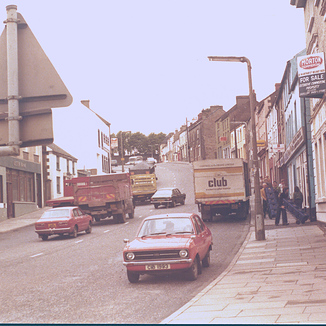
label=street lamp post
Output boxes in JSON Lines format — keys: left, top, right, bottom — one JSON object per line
{"left": 208, "top": 56, "right": 265, "bottom": 241}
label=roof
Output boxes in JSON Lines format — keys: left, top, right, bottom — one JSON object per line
{"left": 143, "top": 213, "right": 195, "bottom": 220}
{"left": 47, "top": 143, "right": 77, "bottom": 161}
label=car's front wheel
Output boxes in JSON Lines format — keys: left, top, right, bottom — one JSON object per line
{"left": 127, "top": 271, "right": 140, "bottom": 283}
{"left": 202, "top": 250, "right": 210, "bottom": 267}
{"left": 71, "top": 225, "right": 78, "bottom": 238}
{"left": 85, "top": 221, "right": 92, "bottom": 234}
{"left": 186, "top": 257, "right": 199, "bottom": 281}
{"left": 41, "top": 235, "right": 48, "bottom": 241}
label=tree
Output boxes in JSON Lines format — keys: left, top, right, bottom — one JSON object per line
{"left": 112, "top": 131, "right": 166, "bottom": 155}
{"left": 129, "top": 132, "right": 148, "bottom": 154}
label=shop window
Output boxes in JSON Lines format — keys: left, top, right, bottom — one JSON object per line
{"left": 20, "top": 175, "right": 26, "bottom": 201}
{"left": 0, "top": 175, "right": 3, "bottom": 202}
{"left": 12, "top": 171, "right": 19, "bottom": 201}
{"left": 8, "top": 169, "right": 35, "bottom": 203}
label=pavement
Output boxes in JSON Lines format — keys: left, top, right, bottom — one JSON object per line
{"left": 1, "top": 207, "right": 326, "bottom": 324}
{"left": 161, "top": 213, "right": 326, "bottom": 324}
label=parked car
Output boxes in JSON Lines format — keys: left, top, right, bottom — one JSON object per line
{"left": 111, "top": 159, "right": 118, "bottom": 166}
{"left": 151, "top": 187, "right": 186, "bottom": 208}
{"left": 123, "top": 213, "right": 213, "bottom": 283}
{"left": 35, "top": 207, "right": 92, "bottom": 241}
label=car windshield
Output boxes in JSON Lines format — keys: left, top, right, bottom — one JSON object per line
{"left": 153, "top": 189, "right": 172, "bottom": 197}
{"left": 41, "top": 209, "right": 70, "bottom": 219}
{"left": 138, "top": 217, "right": 194, "bottom": 237}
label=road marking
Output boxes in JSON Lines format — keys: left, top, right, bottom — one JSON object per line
{"left": 124, "top": 222, "right": 129, "bottom": 225}
{"left": 104, "top": 229, "right": 110, "bottom": 233}
{"left": 75, "top": 240, "right": 83, "bottom": 243}
{"left": 31, "top": 253, "right": 43, "bottom": 258}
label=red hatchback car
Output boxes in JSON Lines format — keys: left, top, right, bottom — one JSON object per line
{"left": 35, "top": 206, "right": 92, "bottom": 241}
{"left": 123, "top": 213, "right": 213, "bottom": 283}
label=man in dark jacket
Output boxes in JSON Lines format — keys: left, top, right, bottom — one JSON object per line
{"left": 275, "top": 187, "right": 289, "bottom": 226}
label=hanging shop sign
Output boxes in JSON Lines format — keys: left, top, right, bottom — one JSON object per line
{"left": 298, "top": 52, "right": 326, "bottom": 98}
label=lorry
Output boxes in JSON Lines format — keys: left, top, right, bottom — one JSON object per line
{"left": 128, "top": 161, "right": 157, "bottom": 203}
{"left": 46, "top": 173, "right": 135, "bottom": 224}
{"left": 193, "top": 158, "right": 250, "bottom": 221}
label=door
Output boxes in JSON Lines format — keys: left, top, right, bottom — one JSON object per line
{"left": 6, "top": 181, "right": 14, "bottom": 218}
{"left": 191, "top": 216, "right": 206, "bottom": 260}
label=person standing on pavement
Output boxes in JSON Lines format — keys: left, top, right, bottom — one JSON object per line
{"left": 293, "top": 186, "right": 303, "bottom": 208}
{"left": 261, "top": 183, "right": 269, "bottom": 219}
{"left": 275, "top": 187, "right": 289, "bottom": 226}
{"left": 279, "top": 179, "right": 286, "bottom": 193}
{"left": 273, "top": 181, "right": 281, "bottom": 197}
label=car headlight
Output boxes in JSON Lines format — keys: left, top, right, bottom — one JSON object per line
{"left": 179, "top": 249, "right": 188, "bottom": 258}
{"left": 126, "top": 252, "right": 135, "bottom": 260}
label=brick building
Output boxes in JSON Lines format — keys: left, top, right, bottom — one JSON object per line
{"left": 188, "top": 106, "right": 224, "bottom": 162}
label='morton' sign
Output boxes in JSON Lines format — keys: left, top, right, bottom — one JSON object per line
{"left": 298, "top": 52, "right": 326, "bottom": 98}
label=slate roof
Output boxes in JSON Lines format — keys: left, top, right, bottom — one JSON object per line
{"left": 47, "top": 143, "right": 77, "bottom": 161}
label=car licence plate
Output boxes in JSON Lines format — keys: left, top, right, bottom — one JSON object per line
{"left": 145, "top": 263, "right": 171, "bottom": 271}
{"left": 48, "top": 223, "right": 56, "bottom": 228}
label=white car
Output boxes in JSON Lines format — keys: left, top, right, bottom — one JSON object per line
{"left": 126, "top": 156, "right": 143, "bottom": 166}
{"left": 146, "top": 157, "right": 157, "bottom": 167}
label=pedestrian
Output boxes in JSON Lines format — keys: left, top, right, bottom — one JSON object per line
{"left": 293, "top": 186, "right": 303, "bottom": 208}
{"left": 264, "top": 176, "right": 272, "bottom": 188}
{"left": 261, "top": 183, "right": 269, "bottom": 219}
{"left": 275, "top": 187, "right": 289, "bottom": 226}
{"left": 272, "top": 181, "right": 281, "bottom": 197}
{"left": 279, "top": 179, "right": 286, "bottom": 193}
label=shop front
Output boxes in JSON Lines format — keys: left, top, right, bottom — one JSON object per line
{"left": 0, "top": 156, "right": 42, "bottom": 221}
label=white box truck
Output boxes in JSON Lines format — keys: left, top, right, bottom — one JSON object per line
{"left": 193, "top": 158, "right": 250, "bottom": 221}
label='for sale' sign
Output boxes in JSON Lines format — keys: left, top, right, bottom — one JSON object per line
{"left": 298, "top": 52, "right": 326, "bottom": 98}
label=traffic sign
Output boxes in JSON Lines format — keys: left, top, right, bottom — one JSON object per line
{"left": 0, "top": 12, "right": 73, "bottom": 115}
{"left": 257, "top": 140, "right": 266, "bottom": 147}
{"left": 0, "top": 7, "right": 72, "bottom": 148}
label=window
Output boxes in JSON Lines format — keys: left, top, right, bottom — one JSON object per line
{"left": 102, "top": 154, "right": 109, "bottom": 173}
{"left": 194, "top": 215, "right": 205, "bottom": 232}
{"left": 67, "top": 160, "right": 70, "bottom": 174}
{"left": 0, "top": 175, "right": 3, "bottom": 203}
{"left": 56, "top": 155, "right": 60, "bottom": 171}
{"left": 191, "top": 217, "right": 201, "bottom": 234}
{"left": 23, "top": 151, "right": 29, "bottom": 160}
{"left": 8, "top": 169, "right": 34, "bottom": 203}
{"left": 57, "top": 176, "right": 61, "bottom": 194}
{"left": 33, "top": 154, "right": 39, "bottom": 163}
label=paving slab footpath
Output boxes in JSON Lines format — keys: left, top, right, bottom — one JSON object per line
{"left": 161, "top": 213, "right": 326, "bottom": 324}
